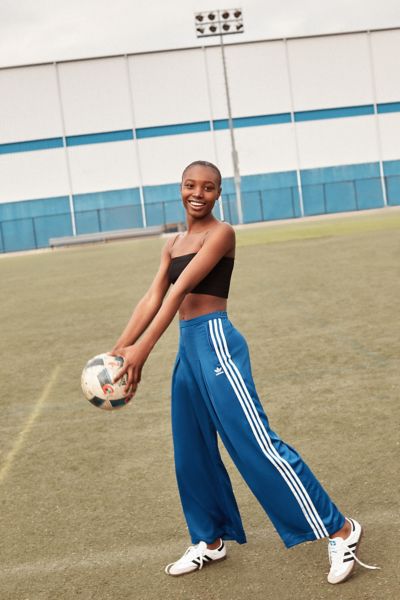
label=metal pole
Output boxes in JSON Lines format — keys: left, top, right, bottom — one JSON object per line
{"left": 202, "top": 46, "right": 225, "bottom": 221}
{"left": 124, "top": 55, "right": 148, "bottom": 227}
{"left": 366, "top": 31, "right": 388, "bottom": 207}
{"left": 54, "top": 62, "right": 77, "bottom": 236}
{"left": 219, "top": 34, "right": 243, "bottom": 224}
{"left": 284, "top": 39, "right": 305, "bottom": 218}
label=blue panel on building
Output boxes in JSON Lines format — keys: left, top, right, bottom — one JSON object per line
{"left": 221, "top": 197, "right": 238, "bottom": 224}
{"left": 295, "top": 105, "right": 374, "bottom": 122}
{"left": 302, "top": 184, "right": 325, "bottom": 216}
{"left": 34, "top": 214, "right": 73, "bottom": 247}
{"left": 261, "top": 187, "right": 298, "bottom": 220}
{"left": 145, "top": 203, "right": 165, "bottom": 226}
{"left": 99, "top": 204, "right": 143, "bottom": 231}
{"left": 325, "top": 181, "right": 357, "bottom": 213}
{"left": 1, "top": 218, "right": 37, "bottom": 252}
{"left": 66, "top": 130, "right": 133, "bottom": 146}
{"left": 377, "top": 101, "right": 400, "bottom": 114}
{"left": 136, "top": 121, "right": 210, "bottom": 138}
{"left": 301, "top": 162, "right": 381, "bottom": 185}
{"left": 143, "top": 183, "right": 181, "bottom": 204}
{"left": 383, "top": 159, "right": 400, "bottom": 176}
{"left": 242, "top": 191, "right": 263, "bottom": 223}
{"left": 0, "top": 196, "right": 70, "bottom": 221}
{"left": 213, "top": 113, "right": 291, "bottom": 130}
{"left": 73, "top": 188, "right": 141, "bottom": 212}
{"left": 242, "top": 170, "right": 298, "bottom": 192}
{"left": 354, "top": 178, "right": 384, "bottom": 209}
{"left": 164, "top": 201, "right": 186, "bottom": 224}
{"left": 75, "top": 210, "right": 102, "bottom": 235}
{"left": 385, "top": 175, "right": 400, "bottom": 205}
{"left": 0, "top": 137, "right": 63, "bottom": 154}
{"left": 220, "top": 177, "right": 235, "bottom": 195}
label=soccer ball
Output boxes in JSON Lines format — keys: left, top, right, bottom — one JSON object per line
{"left": 81, "top": 353, "right": 133, "bottom": 411}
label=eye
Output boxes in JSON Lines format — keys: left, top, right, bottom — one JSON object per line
{"left": 185, "top": 183, "right": 194, "bottom": 188}
{"left": 204, "top": 186, "right": 215, "bottom": 192}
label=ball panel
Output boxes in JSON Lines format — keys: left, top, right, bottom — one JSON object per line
{"left": 97, "top": 367, "right": 113, "bottom": 387}
{"left": 85, "top": 356, "right": 105, "bottom": 368}
{"left": 89, "top": 396, "right": 106, "bottom": 408}
{"left": 110, "top": 397, "right": 131, "bottom": 408}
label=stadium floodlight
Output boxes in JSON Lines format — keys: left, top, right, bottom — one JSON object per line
{"left": 194, "top": 8, "right": 244, "bottom": 224}
{"left": 194, "top": 9, "right": 244, "bottom": 38}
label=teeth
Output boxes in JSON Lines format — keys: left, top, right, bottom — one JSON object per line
{"left": 189, "top": 200, "right": 205, "bottom": 206}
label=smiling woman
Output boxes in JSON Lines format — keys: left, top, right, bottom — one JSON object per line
{"left": 109, "top": 160, "right": 378, "bottom": 584}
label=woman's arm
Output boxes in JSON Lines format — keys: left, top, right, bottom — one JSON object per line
{"left": 112, "top": 240, "right": 172, "bottom": 350}
{"left": 113, "top": 224, "right": 235, "bottom": 390}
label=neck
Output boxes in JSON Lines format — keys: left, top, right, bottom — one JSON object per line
{"left": 187, "top": 214, "right": 217, "bottom": 233}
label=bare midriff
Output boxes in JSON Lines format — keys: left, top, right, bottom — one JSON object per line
{"left": 178, "top": 293, "right": 227, "bottom": 320}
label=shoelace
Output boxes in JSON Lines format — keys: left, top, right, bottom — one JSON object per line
{"left": 328, "top": 540, "right": 380, "bottom": 571}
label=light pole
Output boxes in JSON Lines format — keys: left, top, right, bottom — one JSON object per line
{"left": 194, "top": 8, "right": 244, "bottom": 225}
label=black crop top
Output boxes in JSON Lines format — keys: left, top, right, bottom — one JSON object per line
{"left": 168, "top": 253, "right": 234, "bottom": 298}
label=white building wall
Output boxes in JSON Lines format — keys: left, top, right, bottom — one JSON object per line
{"left": 58, "top": 57, "right": 132, "bottom": 135}
{"left": 296, "top": 116, "right": 379, "bottom": 169}
{"left": 287, "top": 33, "right": 373, "bottom": 110}
{"left": 67, "top": 141, "right": 141, "bottom": 194}
{"left": 0, "top": 149, "right": 69, "bottom": 202}
{"left": 220, "top": 124, "right": 298, "bottom": 176}
{"left": 206, "top": 40, "right": 292, "bottom": 118}
{"left": 138, "top": 132, "right": 216, "bottom": 185}
{"left": 378, "top": 113, "right": 400, "bottom": 161}
{"left": 0, "top": 64, "right": 62, "bottom": 143}
{"left": 129, "top": 50, "right": 211, "bottom": 128}
{"left": 371, "top": 29, "right": 400, "bottom": 102}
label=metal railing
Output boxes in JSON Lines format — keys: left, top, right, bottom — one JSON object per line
{"left": 0, "top": 176, "right": 398, "bottom": 253}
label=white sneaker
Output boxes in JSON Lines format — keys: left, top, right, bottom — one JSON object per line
{"left": 327, "top": 518, "right": 380, "bottom": 584}
{"left": 165, "top": 539, "right": 227, "bottom": 576}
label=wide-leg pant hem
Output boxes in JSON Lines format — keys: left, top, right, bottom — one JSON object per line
{"left": 191, "top": 532, "right": 247, "bottom": 545}
{"left": 284, "top": 513, "right": 346, "bottom": 548}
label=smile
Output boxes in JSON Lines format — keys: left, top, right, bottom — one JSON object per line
{"left": 188, "top": 200, "right": 207, "bottom": 207}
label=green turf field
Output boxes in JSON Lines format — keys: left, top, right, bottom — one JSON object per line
{"left": 0, "top": 210, "right": 399, "bottom": 599}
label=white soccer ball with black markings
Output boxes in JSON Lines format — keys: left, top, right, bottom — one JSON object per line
{"left": 81, "top": 353, "right": 132, "bottom": 411}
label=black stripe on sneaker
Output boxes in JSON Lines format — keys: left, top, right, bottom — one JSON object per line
{"left": 218, "top": 542, "right": 225, "bottom": 551}
{"left": 203, "top": 555, "right": 212, "bottom": 561}
{"left": 192, "top": 559, "right": 200, "bottom": 566}
{"left": 343, "top": 557, "right": 355, "bottom": 562}
{"left": 348, "top": 542, "right": 357, "bottom": 549}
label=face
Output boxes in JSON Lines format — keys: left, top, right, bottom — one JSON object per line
{"left": 181, "top": 165, "right": 221, "bottom": 219}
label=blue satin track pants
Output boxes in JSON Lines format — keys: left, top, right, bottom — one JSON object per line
{"left": 171, "top": 311, "right": 345, "bottom": 548}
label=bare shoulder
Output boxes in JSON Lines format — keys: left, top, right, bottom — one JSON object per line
{"left": 162, "top": 233, "right": 183, "bottom": 258}
{"left": 202, "top": 220, "right": 235, "bottom": 256}
{"left": 212, "top": 221, "right": 235, "bottom": 245}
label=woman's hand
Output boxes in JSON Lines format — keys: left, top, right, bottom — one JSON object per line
{"left": 109, "top": 343, "right": 150, "bottom": 393}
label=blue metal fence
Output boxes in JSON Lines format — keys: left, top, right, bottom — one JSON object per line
{"left": 0, "top": 175, "right": 398, "bottom": 253}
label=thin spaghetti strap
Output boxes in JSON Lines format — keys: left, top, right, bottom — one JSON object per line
{"left": 171, "top": 233, "right": 183, "bottom": 248}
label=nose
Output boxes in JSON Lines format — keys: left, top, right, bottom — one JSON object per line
{"left": 192, "top": 186, "right": 204, "bottom": 198}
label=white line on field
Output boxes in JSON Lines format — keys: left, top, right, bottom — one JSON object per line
{"left": 0, "top": 542, "right": 172, "bottom": 577}
{"left": 0, "top": 365, "right": 60, "bottom": 485}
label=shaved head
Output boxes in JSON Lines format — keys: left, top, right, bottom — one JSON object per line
{"left": 182, "top": 160, "right": 222, "bottom": 188}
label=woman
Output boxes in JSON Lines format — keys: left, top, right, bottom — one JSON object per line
{"left": 111, "top": 160, "right": 377, "bottom": 584}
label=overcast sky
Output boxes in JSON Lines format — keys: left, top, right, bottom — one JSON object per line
{"left": 0, "top": 0, "right": 399, "bottom": 68}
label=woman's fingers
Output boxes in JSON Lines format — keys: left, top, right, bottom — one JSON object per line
{"left": 125, "top": 370, "right": 135, "bottom": 393}
{"left": 113, "top": 365, "right": 127, "bottom": 383}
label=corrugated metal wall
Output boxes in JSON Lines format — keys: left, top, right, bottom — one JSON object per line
{"left": 0, "top": 28, "right": 399, "bottom": 252}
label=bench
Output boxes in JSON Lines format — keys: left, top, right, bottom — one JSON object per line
{"left": 49, "top": 222, "right": 185, "bottom": 248}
